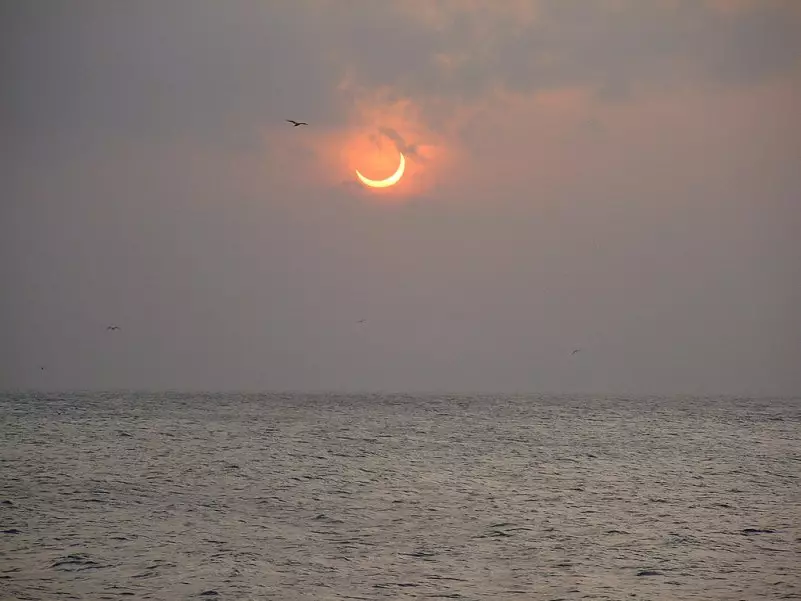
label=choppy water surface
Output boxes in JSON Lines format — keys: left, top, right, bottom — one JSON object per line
{"left": 1, "top": 392, "right": 799, "bottom": 600}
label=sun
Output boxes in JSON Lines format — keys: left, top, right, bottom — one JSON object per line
{"left": 355, "top": 152, "right": 405, "bottom": 188}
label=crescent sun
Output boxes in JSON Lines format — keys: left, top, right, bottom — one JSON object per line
{"left": 356, "top": 152, "right": 405, "bottom": 188}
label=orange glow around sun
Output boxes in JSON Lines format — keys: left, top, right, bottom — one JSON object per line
{"left": 268, "top": 85, "right": 461, "bottom": 202}
{"left": 331, "top": 88, "right": 458, "bottom": 200}
{"left": 334, "top": 123, "right": 454, "bottom": 200}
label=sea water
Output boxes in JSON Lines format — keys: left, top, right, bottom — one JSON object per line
{"left": 1, "top": 391, "right": 799, "bottom": 600}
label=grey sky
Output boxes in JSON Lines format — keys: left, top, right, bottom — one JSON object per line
{"left": 2, "top": 0, "right": 800, "bottom": 394}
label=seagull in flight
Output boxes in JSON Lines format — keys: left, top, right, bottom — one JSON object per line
{"left": 357, "top": 319, "right": 366, "bottom": 324}
{"left": 286, "top": 119, "right": 308, "bottom": 127}
{"left": 107, "top": 325, "right": 121, "bottom": 331}
{"left": 571, "top": 348, "right": 581, "bottom": 355}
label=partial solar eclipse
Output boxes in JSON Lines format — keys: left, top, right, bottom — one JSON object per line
{"left": 356, "top": 152, "right": 405, "bottom": 188}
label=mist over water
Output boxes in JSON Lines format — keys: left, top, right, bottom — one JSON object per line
{"left": 1, "top": 391, "right": 799, "bottom": 600}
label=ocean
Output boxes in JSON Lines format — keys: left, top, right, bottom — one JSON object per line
{"left": 1, "top": 391, "right": 799, "bottom": 600}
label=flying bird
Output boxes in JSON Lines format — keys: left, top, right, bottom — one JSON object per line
{"left": 107, "top": 325, "right": 121, "bottom": 331}
{"left": 357, "top": 319, "right": 366, "bottom": 324}
{"left": 571, "top": 348, "right": 581, "bottom": 355}
{"left": 286, "top": 119, "right": 308, "bottom": 127}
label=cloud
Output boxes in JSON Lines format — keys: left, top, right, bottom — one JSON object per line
{"left": 2, "top": 2, "right": 799, "bottom": 395}
{"left": 319, "top": 1, "right": 801, "bottom": 103}
{"left": 4, "top": 0, "right": 800, "bottom": 152}
{"left": 376, "top": 127, "right": 424, "bottom": 162}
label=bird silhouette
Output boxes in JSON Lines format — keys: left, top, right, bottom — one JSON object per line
{"left": 571, "top": 348, "right": 581, "bottom": 355}
{"left": 286, "top": 119, "right": 308, "bottom": 127}
{"left": 107, "top": 325, "right": 121, "bottom": 331}
{"left": 357, "top": 319, "right": 366, "bottom": 324}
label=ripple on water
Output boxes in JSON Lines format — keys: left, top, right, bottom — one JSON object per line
{"left": 0, "top": 391, "right": 799, "bottom": 600}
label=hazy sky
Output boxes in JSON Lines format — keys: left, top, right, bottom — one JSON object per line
{"left": 2, "top": 0, "right": 800, "bottom": 395}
